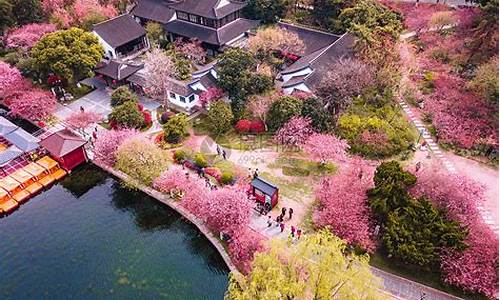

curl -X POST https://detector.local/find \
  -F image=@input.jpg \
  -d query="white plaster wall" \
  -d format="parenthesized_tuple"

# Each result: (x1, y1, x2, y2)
(168, 92, 199, 109)
(283, 83, 311, 95)
(282, 67, 312, 82)
(93, 31, 116, 59)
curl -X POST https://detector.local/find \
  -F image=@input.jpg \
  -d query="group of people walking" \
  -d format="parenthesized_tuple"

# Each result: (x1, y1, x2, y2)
(267, 207, 301, 239)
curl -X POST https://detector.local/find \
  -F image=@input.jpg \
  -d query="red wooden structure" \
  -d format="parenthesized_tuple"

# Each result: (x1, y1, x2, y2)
(39, 129, 88, 171)
(249, 176, 279, 209)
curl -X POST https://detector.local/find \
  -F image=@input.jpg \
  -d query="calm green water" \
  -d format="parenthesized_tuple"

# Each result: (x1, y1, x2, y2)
(0, 165, 229, 300)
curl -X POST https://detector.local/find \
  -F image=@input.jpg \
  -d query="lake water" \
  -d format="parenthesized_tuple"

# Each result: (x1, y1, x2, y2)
(0, 165, 229, 299)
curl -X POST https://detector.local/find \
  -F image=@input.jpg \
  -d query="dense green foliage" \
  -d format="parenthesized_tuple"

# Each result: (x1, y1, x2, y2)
(206, 100, 234, 134)
(339, 0, 403, 41)
(216, 48, 261, 119)
(0, 0, 14, 33)
(30, 28, 104, 83)
(312, 0, 346, 33)
(243, 0, 286, 23)
(115, 137, 169, 187)
(301, 97, 333, 132)
(266, 96, 303, 131)
(110, 86, 138, 107)
(336, 90, 415, 158)
(110, 101, 145, 129)
(145, 22, 164, 46)
(194, 153, 208, 168)
(162, 113, 188, 143)
(368, 162, 467, 266)
(468, 57, 499, 106)
(11, 0, 42, 25)
(383, 196, 467, 266)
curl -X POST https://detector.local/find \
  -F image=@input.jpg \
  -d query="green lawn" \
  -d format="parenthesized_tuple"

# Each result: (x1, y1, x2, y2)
(268, 156, 337, 177)
(370, 251, 488, 300)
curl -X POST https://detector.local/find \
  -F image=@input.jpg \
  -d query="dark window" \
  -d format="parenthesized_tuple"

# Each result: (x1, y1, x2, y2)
(180, 96, 186, 103)
(177, 11, 188, 20)
(205, 18, 215, 28)
(169, 92, 176, 98)
(188, 95, 195, 102)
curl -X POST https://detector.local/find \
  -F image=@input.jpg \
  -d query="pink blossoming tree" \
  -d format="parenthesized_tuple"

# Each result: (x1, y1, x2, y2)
(143, 48, 176, 106)
(410, 165, 499, 297)
(8, 88, 56, 121)
(65, 111, 103, 130)
(228, 228, 265, 274)
(174, 38, 206, 65)
(199, 87, 225, 108)
(424, 74, 497, 150)
(274, 116, 314, 147)
(5, 23, 57, 50)
(313, 160, 377, 252)
(0, 62, 24, 98)
(301, 133, 350, 163)
(205, 186, 253, 235)
(93, 128, 139, 166)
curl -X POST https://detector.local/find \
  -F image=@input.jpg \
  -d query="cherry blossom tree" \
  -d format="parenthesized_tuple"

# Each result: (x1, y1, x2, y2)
(301, 133, 350, 163)
(313, 161, 377, 252)
(174, 38, 206, 65)
(440, 223, 499, 299)
(410, 164, 486, 227)
(65, 111, 102, 130)
(410, 164, 499, 297)
(248, 27, 305, 57)
(316, 58, 373, 115)
(0, 62, 24, 98)
(143, 48, 175, 106)
(424, 73, 497, 150)
(72, 0, 117, 26)
(274, 116, 314, 147)
(8, 88, 56, 121)
(93, 128, 139, 166)
(5, 23, 56, 50)
(228, 228, 265, 274)
(246, 94, 275, 127)
(204, 186, 253, 235)
(199, 87, 224, 108)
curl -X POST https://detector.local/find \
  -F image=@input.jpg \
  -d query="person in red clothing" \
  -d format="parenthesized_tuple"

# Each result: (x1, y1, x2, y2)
(280, 222, 285, 233)
(291, 226, 296, 237)
(297, 229, 302, 239)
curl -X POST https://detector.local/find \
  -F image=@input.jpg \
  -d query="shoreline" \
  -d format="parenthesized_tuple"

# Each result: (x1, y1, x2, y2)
(93, 161, 240, 276)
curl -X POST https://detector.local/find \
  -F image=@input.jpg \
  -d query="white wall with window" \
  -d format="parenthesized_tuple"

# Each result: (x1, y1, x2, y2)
(168, 91, 199, 110)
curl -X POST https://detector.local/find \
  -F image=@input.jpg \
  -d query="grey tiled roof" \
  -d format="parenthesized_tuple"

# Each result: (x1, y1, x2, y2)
(280, 33, 356, 92)
(251, 177, 278, 196)
(164, 18, 259, 46)
(130, 0, 176, 24)
(170, 0, 246, 19)
(95, 60, 143, 80)
(277, 22, 341, 56)
(93, 14, 146, 48)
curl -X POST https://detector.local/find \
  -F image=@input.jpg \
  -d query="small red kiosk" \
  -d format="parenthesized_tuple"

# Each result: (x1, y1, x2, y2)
(39, 129, 88, 171)
(250, 176, 279, 210)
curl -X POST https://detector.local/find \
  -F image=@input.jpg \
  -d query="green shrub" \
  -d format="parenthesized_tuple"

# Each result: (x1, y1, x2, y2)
(207, 100, 234, 134)
(111, 86, 138, 107)
(163, 113, 188, 143)
(337, 103, 415, 159)
(110, 101, 144, 129)
(421, 71, 435, 94)
(266, 95, 303, 131)
(173, 149, 187, 162)
(194, 153, 208, 168)
(220, 171, 234, 185)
